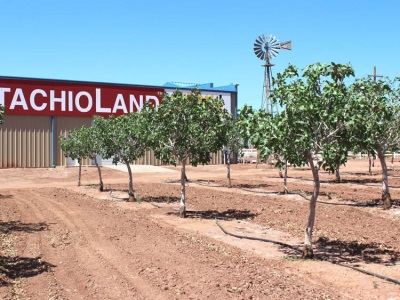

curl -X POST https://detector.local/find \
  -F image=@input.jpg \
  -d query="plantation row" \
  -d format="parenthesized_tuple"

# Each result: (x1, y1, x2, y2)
(57, 62, 400, 258)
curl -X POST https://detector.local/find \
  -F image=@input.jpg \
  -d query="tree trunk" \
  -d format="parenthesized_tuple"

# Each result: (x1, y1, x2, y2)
(125, 162, 135, 202)
(369, 152, 373, 175)
(226, 150, 232, 188)
(392, 152, 395, 171)
(94, 157, 103, 191)
(377, 147, 392, 209)
(78, 159, 82, 187)
(256, 150, 260, 168)
(180, 160, 187, 218)
(335, 164, 341, 183)
(283, 159, 288, 194)
(302, 153, 320, 259)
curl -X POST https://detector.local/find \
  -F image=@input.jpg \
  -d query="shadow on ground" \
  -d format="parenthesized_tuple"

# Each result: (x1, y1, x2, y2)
(314, 237, 399, 266)
(143, 196, 180, 204)
(0, 256, 55, 285)
(168, 209, 257, 221)
(0, 221, 49, 234)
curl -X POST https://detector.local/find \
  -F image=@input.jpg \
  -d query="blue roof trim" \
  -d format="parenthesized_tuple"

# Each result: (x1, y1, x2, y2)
(163, 82, 237, 93)
(0, 76, 237, 93)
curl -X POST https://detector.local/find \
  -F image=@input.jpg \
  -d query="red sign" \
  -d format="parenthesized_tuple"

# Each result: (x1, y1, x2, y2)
(0, 78, 164, 117)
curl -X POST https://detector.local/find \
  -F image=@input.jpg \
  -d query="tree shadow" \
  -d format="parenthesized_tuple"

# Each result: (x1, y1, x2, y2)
(0, 221, 49, 234)
(234, 183, 270, 189)
(340, 178, 381, 184)
(143, 196, 180, 204)
(0, 256, 55, 281)
(167, 209, 258, 221)
(314, 237, 399, 266)
(0, 194, 13, 199)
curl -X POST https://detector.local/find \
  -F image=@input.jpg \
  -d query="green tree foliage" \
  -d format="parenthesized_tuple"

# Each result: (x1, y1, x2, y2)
(349, 77, 400, 209)
(238, 105, 300, 193)
(0, 105, 5, 124)
(93, 113, 149, 202)
(145, 89, 228, 217)
(222, 114, 247, 188)
(271, 62, 354, 258)
(59, 126, 105, 190)
(59, 126, 88, 187)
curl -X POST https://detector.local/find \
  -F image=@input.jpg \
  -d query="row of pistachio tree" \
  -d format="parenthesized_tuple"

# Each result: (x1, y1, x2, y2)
(239, 62, 400, 258)
(60, 88, 234, 217)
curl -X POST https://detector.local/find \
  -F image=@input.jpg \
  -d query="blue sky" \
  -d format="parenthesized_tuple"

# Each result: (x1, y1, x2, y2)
(1, 0, 399, 109)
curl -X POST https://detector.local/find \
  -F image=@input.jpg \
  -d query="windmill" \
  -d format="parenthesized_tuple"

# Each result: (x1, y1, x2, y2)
(254, 34, 292, 115)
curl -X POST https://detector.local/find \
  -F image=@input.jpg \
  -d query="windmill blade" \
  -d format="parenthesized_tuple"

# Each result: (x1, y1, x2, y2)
(256, 52, 265, 60)
(254, 49, 263, 57)
(270, 49, 279, 57)
(270, 43, 281, 50)
(254, 42, 263, 49)
(270, 37, 278, 45)
(254, 49, 265, 60)
(253, 45, 264, 53)
(255, 37, 264, 45)
(254, 47, 263, 56)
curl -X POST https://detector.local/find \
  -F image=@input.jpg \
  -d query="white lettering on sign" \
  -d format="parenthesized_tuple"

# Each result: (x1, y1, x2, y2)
(96, 88, 111, 113)
(68, 91, 74, 111)
(30, 89, 47, 111)
(10, 88, 28, 110)
(75, 91, 92, 113)
(112, 94, 128, 113)
(130, 95, 143, 112)
(50, 90, 66, 111)
(0, 84, 162, 116)
(0, 88, 11, 106)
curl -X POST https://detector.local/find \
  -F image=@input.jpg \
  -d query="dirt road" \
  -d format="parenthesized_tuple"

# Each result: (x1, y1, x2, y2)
(0, 161, 399, 299)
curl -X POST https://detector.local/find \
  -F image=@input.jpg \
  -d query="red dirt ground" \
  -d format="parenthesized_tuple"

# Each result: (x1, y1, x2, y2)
(0, 159, 399, 299)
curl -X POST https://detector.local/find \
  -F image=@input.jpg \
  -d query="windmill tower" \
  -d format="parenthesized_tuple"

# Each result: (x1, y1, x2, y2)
(253, 34, 292, 115)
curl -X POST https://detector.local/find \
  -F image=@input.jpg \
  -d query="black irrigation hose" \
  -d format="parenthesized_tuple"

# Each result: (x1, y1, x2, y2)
(215, 219, 400, 286)
(108, 191, 161, 208)
(109, 190, 129, 201)
(215, 219, 301, 252)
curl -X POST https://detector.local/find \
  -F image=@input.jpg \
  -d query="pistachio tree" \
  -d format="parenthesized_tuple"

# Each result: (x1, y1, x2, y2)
(146, 89, 227, 217)
(94, 113, 149, 202)
(59, 126, 88, 187)
(349, 77, 400, 209)
(271, 62, 354, 258)
(61, 126, 105, 190)
(223, 114, 247, 188)
(320, 127, 352, 183)
(238, 105, 300, 194)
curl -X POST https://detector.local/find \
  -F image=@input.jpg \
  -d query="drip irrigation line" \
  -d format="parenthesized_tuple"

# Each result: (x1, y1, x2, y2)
(109, 190, 129, 201)
(215, 219, 301, 252)
(215, 219, 400, 286)
(108, 191, 161, 208)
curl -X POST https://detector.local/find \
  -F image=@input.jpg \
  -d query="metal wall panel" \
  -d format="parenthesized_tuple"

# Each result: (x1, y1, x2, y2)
(56, 116, 92, 166)
(0, 115, 226, 168)
(0, 115, 52, 168)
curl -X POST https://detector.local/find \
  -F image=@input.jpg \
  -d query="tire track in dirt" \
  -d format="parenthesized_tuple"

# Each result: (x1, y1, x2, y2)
(11, 190, 65, 300)
(13, 188, 168, 300)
